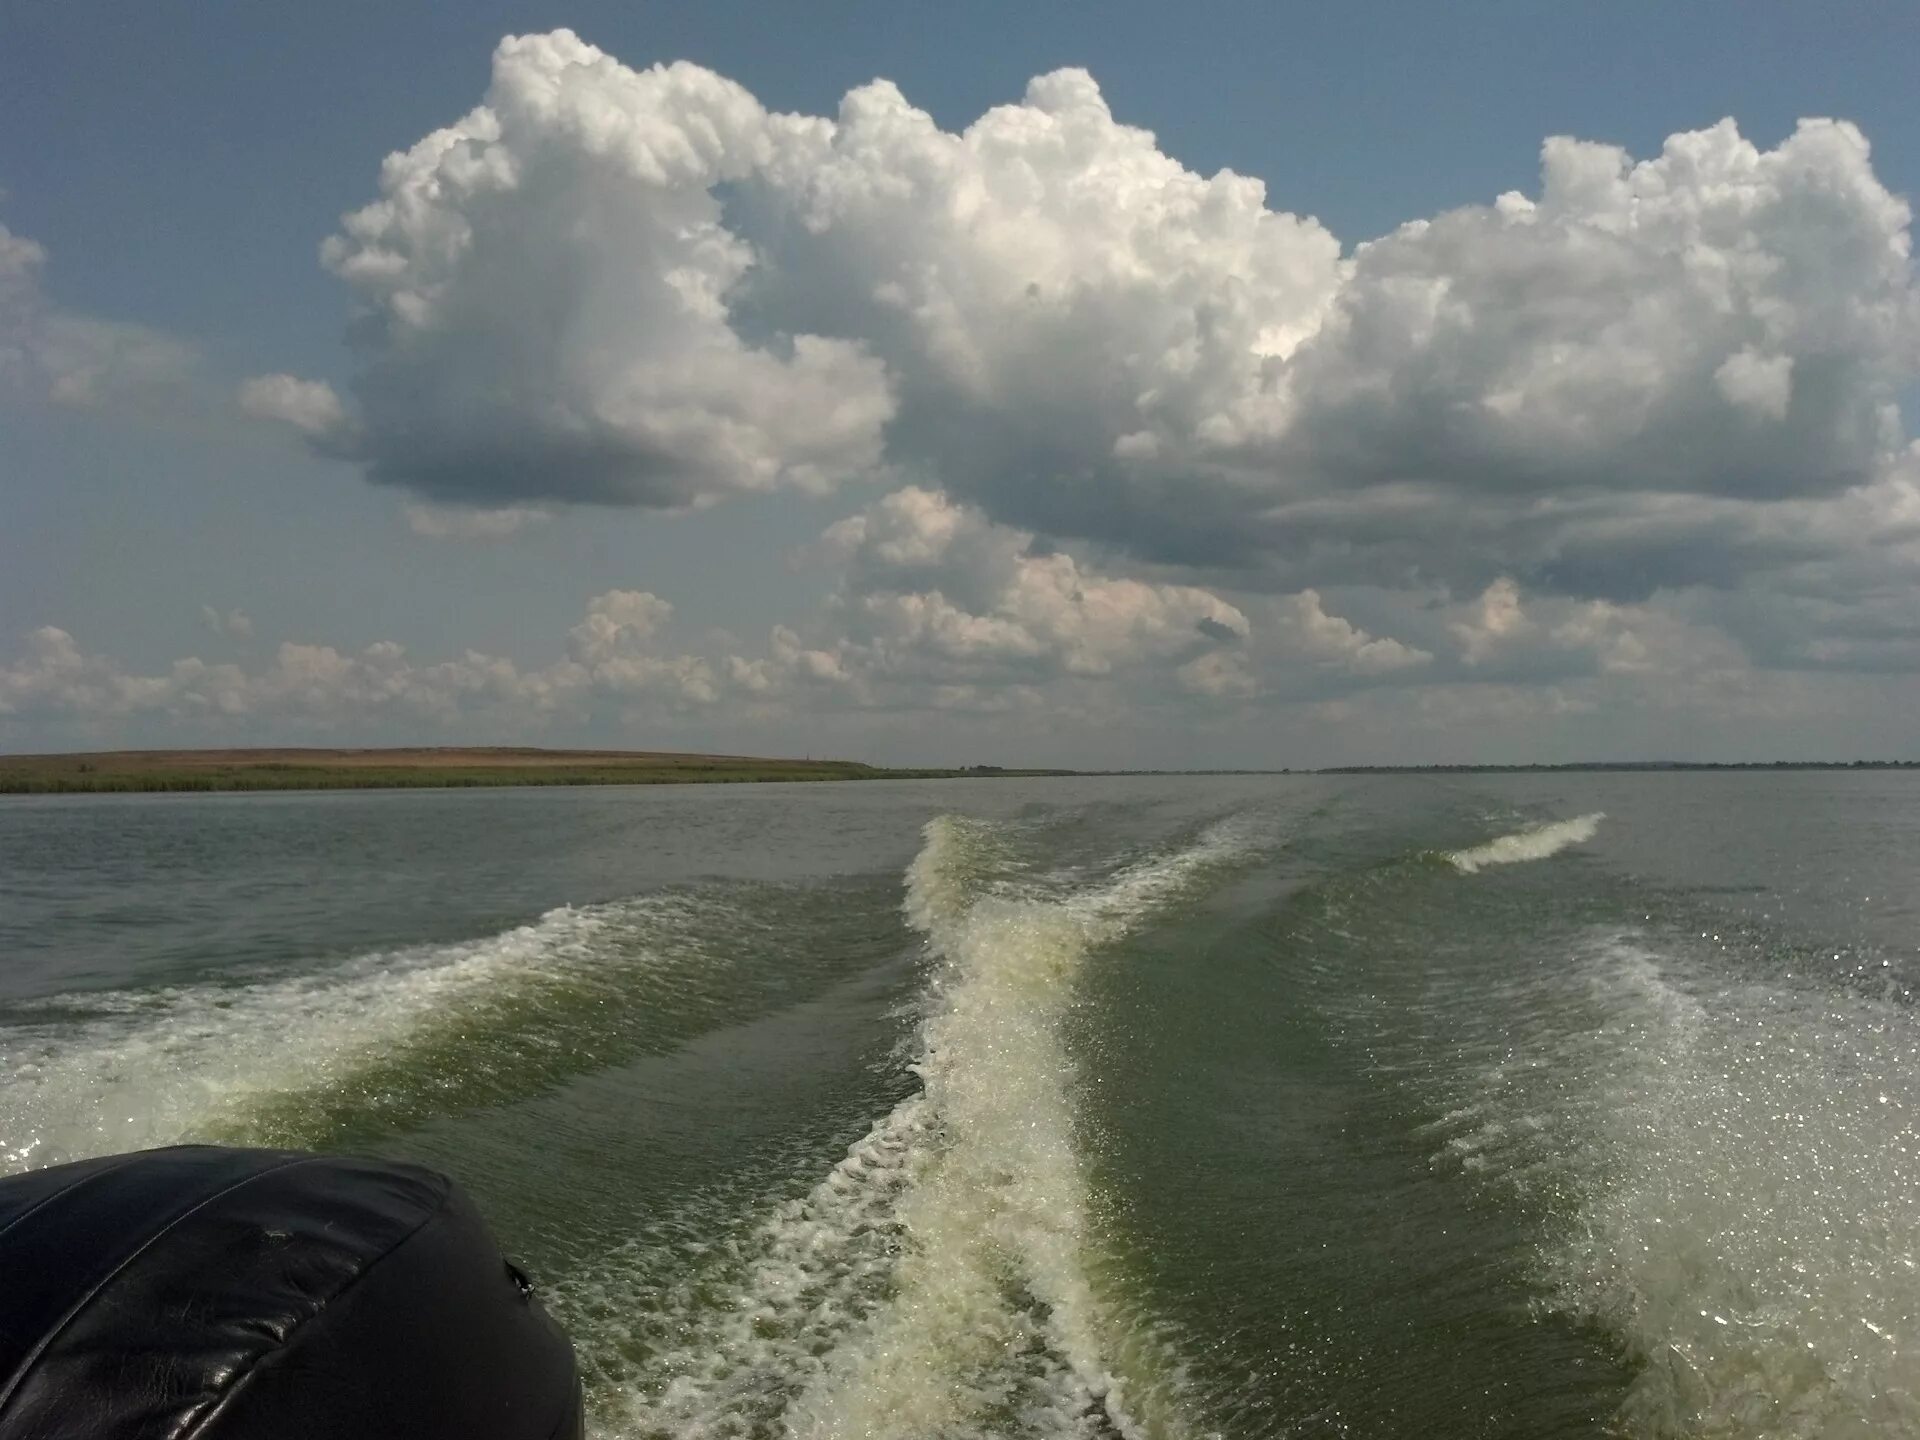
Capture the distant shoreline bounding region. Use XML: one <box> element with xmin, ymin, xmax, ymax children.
<box><xmin>1317</xmin><ymin>761</ymin><xmax>1920</xmax><ymax>774</ymax></box>
<box><xmin>0</xmin><ymin>747</ymin><xmax>1072</xmax><ymax>795</ymax></box>
<box><xmin>2</xmin><ymin>748</ymin><xmax>1913</xmax><ymax>794</ymax></box>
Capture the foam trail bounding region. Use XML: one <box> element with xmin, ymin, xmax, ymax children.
<box><xmin>572</xmin><ymin>813</ymin><xmax>1260</xmax><ymax>1440</ymax></box>
<box><xmin>0</xmin><ymin>895</ymin><xmax>707</xmax><ymax>1172</ymax></box>
<box><xmin>1420</xmin><ymin>933</ymin><xmax>1920</xmax><ymax>1438</ymax></box>
<box><xmin>1555</xmin><ymin>941</ymin><xmax>1920</xmax><ymax>1438</ymax></box>
<box><xmin>564</xmin><ymin>1097</ymin><xmax>939</xmax><ymax>1439</ymax></box>
<box><xmin>1446</xmin><ymin>812</ymin><xmax>1604</xmax><ymax>873</ymax></box>
<box><xmin>791</xmin><ymin>816</ymin><xmax>1255</xmax><ymax>1439</ymax></box>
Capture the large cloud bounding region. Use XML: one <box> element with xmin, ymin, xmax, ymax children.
<box><xmin>1292</xmin><ymin>122</ymin><xmax>1914</xmax><ymax>502</ymax></box>
<box><xmin>1264</xmin><ymin>120</ymin><xmax>1918</xmax><ymax>595</ymax></box>
<box><xmin>299</xmin><ymin>32</ymin><xmax>895</xmax><ymax>508</ymax></box>
<box><xmin>256</xmin><ymin>33</ymin><xmax>1919</xmax><ymax>605</ymax></box>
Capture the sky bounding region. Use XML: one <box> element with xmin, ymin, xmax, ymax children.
<box><xmin>4</xmin><ymin>1</ymin><xmax>1920</xmax><ymax>768</ymax></box>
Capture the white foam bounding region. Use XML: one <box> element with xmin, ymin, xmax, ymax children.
<box><xmin>788</xmin><ymin>817</ymin><xmax>1255</xmax><ymax>1439</ymax></box>
<box><xmin>564</xmin><ymin>1096</ymin><xmax>937</xmax><ymax>1439</ymax></box>
<box><xmin>0</xmin><ymin>895</ymin><xmax>700</xmax><ymax>1172</ymax></box>
<box><xmin>6</xmin><ymin>810</ymin><xmax>1261</xmax><ymax>1436</ymax></box>
<box><xmin>566</xmin><ymin>813</ymin><xmax>1261</xmax><ymax>1439</ymax></box>
<box><xmin>1556</xmin><ymin>942</ymin><xmax>1920</xmax><ymax>1437</ymax></box>
<box><xmin>1446</xmin><ymin>812</ymin><xmax>1605</xmax><ymax>873</ymax></box>
<box><xmin>1423</xmin><ymin>933</ymin><xmax>1920</xmax><ymax>1437</ymax></box>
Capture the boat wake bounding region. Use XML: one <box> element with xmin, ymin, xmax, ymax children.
<box><xmin>0</xmin><ymin>891</ymin><xmax>753</xmax><ymax>1169</ymax></box>
<box><xmin>563</xmin><ymin>812</ymin><xmax>1262</xmax><ymax>1440</ymax></box>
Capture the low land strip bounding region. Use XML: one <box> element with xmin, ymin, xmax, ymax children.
<box><xmin>0</xmin><ymin>748</ymin><xmax>1062</xmax><ymax>794</ymax></box>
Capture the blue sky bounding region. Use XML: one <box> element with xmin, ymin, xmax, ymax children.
<box><xmin>5</xmin><ymin>2</ymin><xmax>1920</xmax><ymax>765</ymax></box>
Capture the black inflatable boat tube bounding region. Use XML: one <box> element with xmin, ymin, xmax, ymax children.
<box><xmin>0</xmin><ymin>1146</ymin><xmax>584</xmax><ymax>1439</ymax></box>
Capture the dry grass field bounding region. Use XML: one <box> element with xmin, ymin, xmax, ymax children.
<box><xmin>0</xmin><ymin>747</ymin><xmax>983</xmax><ymax>793</ymax></box>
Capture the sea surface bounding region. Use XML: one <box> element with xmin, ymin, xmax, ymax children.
<box><xmin>3</xmin><ymin>773</ymin><xmax>1918</xmax><ymax>1439</ymax></box>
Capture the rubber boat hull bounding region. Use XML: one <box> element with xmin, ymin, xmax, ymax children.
<box><xmin>0</xmin><ymin>1145</ymin><xmax>583</xmax><ymax>1438</ymax></box>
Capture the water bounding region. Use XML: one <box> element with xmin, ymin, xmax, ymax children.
<box><xmin>2</xmin><ymin>773</ymin><xmax>1917</xmax><ymax>1439</ymax></box>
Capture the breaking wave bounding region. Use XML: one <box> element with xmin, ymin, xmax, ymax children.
<box><xmin>1446</xmin><ymin>812</ymin><xmax>1605</xmax><ymax>873</ymax></box>
<box><xmin>0</xmin><ymin>892</ymin><xmax>759</xmax><ymax>1170</ymax></box>
<box><xmin>1419</xmin><ymin>932</ymin><xmax>1920</xmax><ymax>1438</ymax></box>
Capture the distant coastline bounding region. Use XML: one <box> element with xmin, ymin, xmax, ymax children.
<box><xmin>0</xmin><ymin>748</ymin><xmax>1071</xmax><ymax>795</ymax></box>
<box><xmin>3</xmin><ymin>749</ymin><xmax>1914</xmax><ymax>795</ymax></box>
<box><xmin>1317</xmin><ymin>761</ymin><xmax>1920</xmax><ymax>774</ymax></box>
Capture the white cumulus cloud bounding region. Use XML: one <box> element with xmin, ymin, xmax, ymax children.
<box><xmin>819</xmin><ymin>487</ymin><xmax>1249</xmax><ymax>686</ymax></box>
<box><xmin>0</xmin><ymin>591</ymin><xmax>727</xmax><ymax>737</ymax></box>
<box><xmin>295</xmin><ymin>31</ymin><xmax>896</xmax><ymax>510</ymax></box>
<box><xmin>200</xmin><ymin>606</ymin><xmax>254</xmax><ymax>639</ymax></box>
<box><xmin>1444</xmin><ymin>576</ymin><xmax>1746</xmax><ymax>683</ymax></box>
<box><xmin>270</xmin><ymin>34</ymin><xmax>1918</xmax><ymax>633</ymax></box>
<box><xmin>1271</xmin><ymin>590</ymin><xmax>1431</xmax><ymax>675</ymax></box>
<box><xmin>238</xmin><ymin>374</ymin><xmax>355</xmax><ymax>446</ymax></box>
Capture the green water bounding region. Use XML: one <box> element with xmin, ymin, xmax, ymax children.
<box><xmin>3</xmin><ymin>774</ymin><xmax>1917</xmax><ymax>1438</ymax></box>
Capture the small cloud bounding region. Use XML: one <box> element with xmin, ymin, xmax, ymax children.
<box><xmin>1449</xmin><ymin>578</ymin><xmax>1532</xmax><ymax>666</ymax></box>
<box><xmin>200</xmin><ymin>606</ymin><xmax>254</xmax><ymax>639</ymax></box>
<box><xmin>820</xmin><ymin>487</ymin><xmax>1251</xmax><ymax>682</ymax></box>
<box><xmin>1178</xmin><ymin>650</ymin><xmax>1258</xmax><ymax>698</ymax></box>
<box><xmin>0</xmin><ymin>221</ymin><xmax>47</xmax><ymax>288</ymax></box>
<box><xmin>1</xmin><ymin>217</ymin><xmax>209</xmax><ymax>415</ymax></box>
<box><xmin>39</xmin><ymin>318</ymin><xmax>201</xmax><ymax>410</ymax></box>
<box><xmin>570</xmin><ymin>590</ymin><xmax>676</xmax><ymax>663</ymax></box>
<box><xmin>1275</xmin><ymin>589</ymin><xmax>1431</xmax><ymax>674</ymax></box>
<box><xmin>404</xmin><ymin>503</ymin><xmax>550</xmax><ymax>541</ymax></box>
<box><xmin>238</xmin><ymin>373</ymin><xmax>356</xmax><ymax>450</ymax></box>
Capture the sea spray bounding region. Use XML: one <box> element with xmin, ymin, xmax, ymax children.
<box><xmin>1447</xmin><ymin>813</ymin><xmax>1605</xmax><ymax>873</ymax></box>
<box><xmin>1416</xmin><ymin>930</ymin><xmax>1920</xmax><ymax>1437</ymax></box>
<box><xmin>1550</xmin><ymin>940</ymin><xmax>1920</xmax><ymax>1438</ymax></box>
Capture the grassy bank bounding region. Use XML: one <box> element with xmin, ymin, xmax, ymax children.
<box><xmin>0</xmin><ymin>748</ymin><xmax>1048</xmax><ymax>795</ymax></box>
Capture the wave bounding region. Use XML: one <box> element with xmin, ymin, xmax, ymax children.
<box><xmin>1554</xmin><ymin>941</ymin><xmax>1920</xmax><ymax>1438</ymax></box>
<box><xmin>1445</xmin><ymin>812</ymin><xmax>1604</xmax><ymax>873</ymax></box>
<box><xmin>1416</xmin><ymin>932</ymin><xmax>1920</xmax><ymax>1437</ymax></box>
<box><xmin>564</xmin><ymin>812</ymin><xmax>1263</xmax><ymax>1440</ymax></box>
<box><xmin>0</xmin><ymin>891</ymin><xmax>761</xmax><ymax>1171</ymax></box>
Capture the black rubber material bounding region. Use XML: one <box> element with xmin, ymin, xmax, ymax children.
<box><xmin>0</xmin><ymin>1146</ymin><xmax>583</xmax><ymax>1439</ymax></box>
